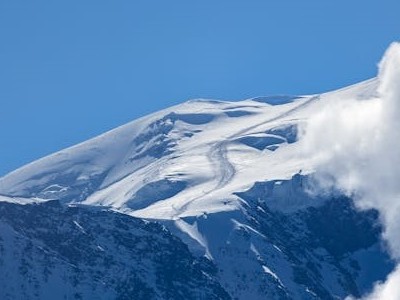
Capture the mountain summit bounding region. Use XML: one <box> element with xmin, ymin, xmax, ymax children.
<box><xmin>0</xmin><ymin>79</ymin><xmax>378</xmax><ymax>217</ymax></box>
<box><xmin>0</xmin><ymin>74</ymin><xmax>395</xmax><ymax>299</ymax></box>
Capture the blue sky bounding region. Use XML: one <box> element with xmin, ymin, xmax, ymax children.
<box><xmin>1</xmin><ymin>1</ymin><xmax>400</xmax><ymax>176</ymax></box>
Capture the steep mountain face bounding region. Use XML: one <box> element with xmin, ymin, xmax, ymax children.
<box><xmin>0</xmin><ymin>78</ymin><xmax>394</xmax><ymax>299</ymax></box>
<box><xmin>0</xmin><ymin>200</ymin><xmax>229</xmax><ymax>300</ymax></box>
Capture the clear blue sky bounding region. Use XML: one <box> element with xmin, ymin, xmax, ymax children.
<box><xmin>1</xmin><ymin>1</ymin><xmax>400</xmax><ymax>176</ymax></box>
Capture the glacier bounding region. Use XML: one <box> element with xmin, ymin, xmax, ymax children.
<box><xmin>0</xmin><ymin>57</ymin><xmax>397</xmax><ymax>298</ymax></box>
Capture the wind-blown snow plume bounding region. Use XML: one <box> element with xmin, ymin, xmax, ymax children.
<box><xmin>300</xmin><ymin>42</ymin><xmax>400</xmax><ymax>300</ymax></box>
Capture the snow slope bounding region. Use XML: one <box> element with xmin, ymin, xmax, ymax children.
<box><xmin>0</xmin><ymin>77</ymin><xmax>390</xmax><ymax>299</ymax></box>
<box><xmin>0</xmin><ymin>79</ymin><xmax>377</xmax><ymax>218</ymax></box>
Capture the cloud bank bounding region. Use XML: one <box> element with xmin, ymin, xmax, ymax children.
<box><xmin>300</xmin><ymin>42</ymin><xmax>400</xmax><ymax>300</ymax></box>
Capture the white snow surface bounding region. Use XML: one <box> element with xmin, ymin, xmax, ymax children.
<box><xmin>0</xmin><ymin>77</ymin><xmax>392</xmax><ymax>300</ymax></box>
<box><xmin>0</xmin><ymin>79</ymin><xmax>378</xmax><ymax>220</ymax></box>
<box><xmin>0</xmin><ymin>194</ymin><xmax>45</xmax><ymax>205</ymax></box>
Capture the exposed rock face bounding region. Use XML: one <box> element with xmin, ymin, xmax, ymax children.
<box><xmin>0</xmin><ymin>201</ymin><xmax>230</xmax><ymax>300</ymax></box>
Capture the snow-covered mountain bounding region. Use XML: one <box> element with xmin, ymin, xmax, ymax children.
<box><xmin>0</xmin><ymin>78</ymin><xmax>394</xmax><ymax>299</ymax></box>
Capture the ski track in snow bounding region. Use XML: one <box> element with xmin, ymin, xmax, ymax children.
<box><xmin>175</xmin><ymin>95</ymin><xmax>320</xmax><ymax>217</ymax></box>
<box><xmin>213</xmin><ymin>95</ymin><xmax>320</xmax><ymax>187</ymax></box>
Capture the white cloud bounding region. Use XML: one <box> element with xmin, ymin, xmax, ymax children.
<box><xmin>300</xmin><ymin>42</ymin><xmax>400</xmax><ymax>299</ymax></box>
<box><xmin>359</xmin><ymin>267</ymin><xmax>400</xmax><ymax>300</ymax></box>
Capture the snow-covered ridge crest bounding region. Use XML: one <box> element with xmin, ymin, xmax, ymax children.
<box><xmin>0</xmin><ymin>77</ymin><xmax>378</xmax><ymax>219</ymax></box>
<box><xmin>1</xmin><ymin>43</ymin><xmax>399</xmax><ymax>300</ymax></box>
